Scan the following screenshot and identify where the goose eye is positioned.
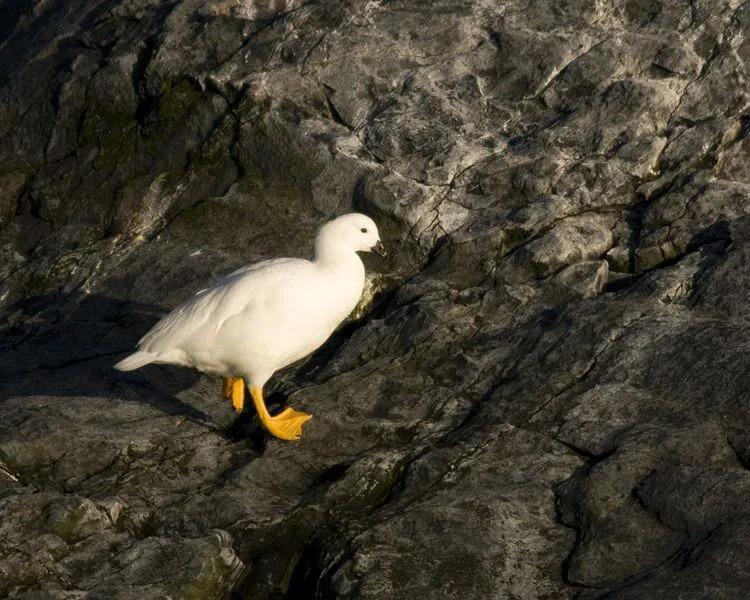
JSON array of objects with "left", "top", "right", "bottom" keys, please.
[{"left": 360, "top": 227, "right": 368, "bottom": 233}]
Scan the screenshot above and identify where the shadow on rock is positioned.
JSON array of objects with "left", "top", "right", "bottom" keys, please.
[
  {"left": 688, "top": 219, "right": 732, "bottom": 299},
  {"left": 0, "top": 292, "right": 208, "bottom": 421}
]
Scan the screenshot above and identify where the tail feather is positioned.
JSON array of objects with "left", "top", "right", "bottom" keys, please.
[{"left": 114, "top": 351, "right": 157, "bottom": 371}]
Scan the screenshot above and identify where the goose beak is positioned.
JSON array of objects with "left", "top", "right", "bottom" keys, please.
[{"left": 373, "top": 240, "right": 387, "bottom": 258}]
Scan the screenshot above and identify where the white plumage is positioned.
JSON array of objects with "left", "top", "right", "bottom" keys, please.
[{"left": 115, "top": 212, "right": 384, "bottom": 440}]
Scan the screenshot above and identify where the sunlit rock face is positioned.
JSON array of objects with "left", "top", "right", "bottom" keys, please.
[{"left": 3, "top": 0, "right": 750, "bottom": 598}]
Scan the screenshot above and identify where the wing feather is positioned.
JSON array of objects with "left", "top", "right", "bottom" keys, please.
[{"left": 138, "top": 257, "right": 305, "bottom": 354}]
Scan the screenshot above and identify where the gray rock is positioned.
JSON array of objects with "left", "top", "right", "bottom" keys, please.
[{"left": 2, "top": 0, "right": 750, "bottom": 598}]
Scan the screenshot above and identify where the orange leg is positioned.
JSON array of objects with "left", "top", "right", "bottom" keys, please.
[
  {"left": 221, "top": 377, "right": 245, "bottom": 413},
  {"left": 249, "top": 385, "right": 312, "bottom": 441}
]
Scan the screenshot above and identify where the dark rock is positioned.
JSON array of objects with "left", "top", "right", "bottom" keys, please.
[{"left": 2, "top": 0, "right": 750, "bottom": 598}]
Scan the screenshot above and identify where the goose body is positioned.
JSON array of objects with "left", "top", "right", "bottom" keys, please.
[{"left": 115, "top": 213, "right": 384, "bottom": 439}]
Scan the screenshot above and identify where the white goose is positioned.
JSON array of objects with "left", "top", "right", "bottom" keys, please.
[{"left": 115, "top": 213, "right": 385, "bottom": 440}]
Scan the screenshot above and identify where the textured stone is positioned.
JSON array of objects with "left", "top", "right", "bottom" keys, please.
[{"left": 2, "top": 0, "right": 750, "bottom": 598}]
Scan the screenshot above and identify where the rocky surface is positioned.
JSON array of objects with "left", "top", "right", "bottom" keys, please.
[{"left": 2, "top": 0, "right": 750, "bottom": 597}]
